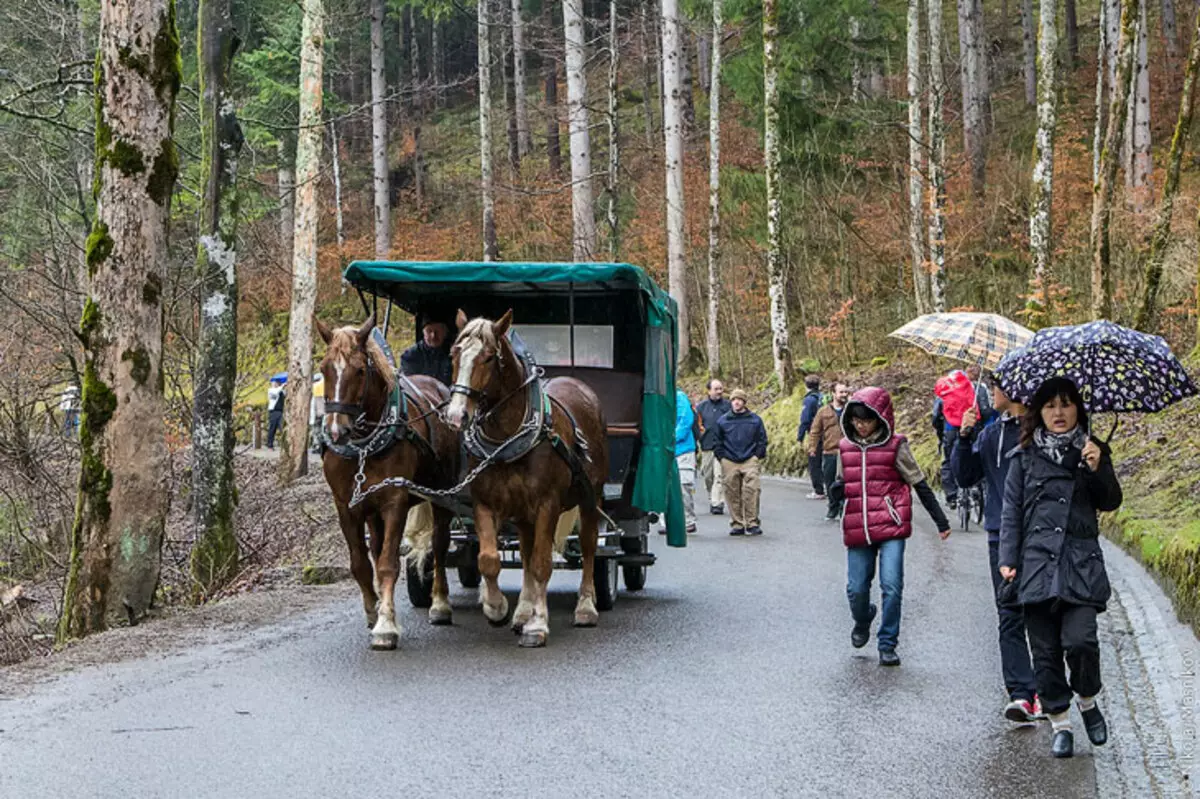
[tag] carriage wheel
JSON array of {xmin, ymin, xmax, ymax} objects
[
  {"xmin": 593, "ymin": 556, "xmax": 619, "ymax": 611},
  {"xmin": 405, "ymin": 556, "xmax": 434, "ymax": 608},
  {"xmin": 621, "ymin": 535, "xmax": 648, "ymax": 592},
  {"xmin": 456, "ymin": 561, "xmax": 482, "ymax": 589}
]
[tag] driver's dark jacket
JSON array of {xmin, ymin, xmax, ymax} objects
[
  {"xmin": 998, "ymin": 440, "xmax": 1123, "ymax": 610},
  {"xmin": 400, "ymin": 341, "xmax": 452, "ymax": 385}
]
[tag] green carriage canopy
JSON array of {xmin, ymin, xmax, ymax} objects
[{"xmin": 341, "ymin": 261, "xmax": 686, "ymax": 546}]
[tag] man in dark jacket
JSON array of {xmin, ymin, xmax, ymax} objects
[
  {"xmin": 952, "ymin": 386, "xmax": 1041, "ymax": 723},
  {"xmin": 696, "ymin": 379, "xmax": 732, "ymax": 515},
  {"xmin": 796, "ymin": 375, "xmax": 825, "ymax": 499},
  {"xmin": 714, "ymin": 389, "xmax": 768, "ymax": 536},
  {"xmin": 400, "ymin": 319, "xmax": 453, "ymax": 385},
  {"xmin": 810, "ymin": 382, "xmax": 850, "ymax": 520}
]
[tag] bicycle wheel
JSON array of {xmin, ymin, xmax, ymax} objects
[
  {"xmin": 973, "ymin": 487, "xmax": 985, "ymax": 525},
  {"xmin": 958, "ymin": 495, "xmax": 970, "ymax": 531}
]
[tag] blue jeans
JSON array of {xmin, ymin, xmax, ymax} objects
[
  {"xmin": 847, "ymin": 538, "xmax": 906, "ymax": 652},
  {"xmin": 989, "ymin": 539, "xmax": 1037, "ymax": 702}
]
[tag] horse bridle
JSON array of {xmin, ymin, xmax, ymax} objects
[{"xmin": 325, "ymin": 348, "xmax": 377, "ymax": 428}]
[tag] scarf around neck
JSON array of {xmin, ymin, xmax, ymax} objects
[{"xmin": 1034, "ymin": 426, "xmax": 1088, "ymax": 465}]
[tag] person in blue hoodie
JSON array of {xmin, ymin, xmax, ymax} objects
[
  {"xmin": 714, "ymin": 389, "xmax": 768, "ymax": 536},
  {"xmin": 951, "ymin": 382, "xmax": 1043, "ymax": 724},
  {"xmin": 675, "ymin": 389, "xmax": 699, "ymax": 533}
]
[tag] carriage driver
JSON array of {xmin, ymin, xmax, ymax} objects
[{"xmin": 400, "ymin": 313, "xmax": 454, "ymax": 386}]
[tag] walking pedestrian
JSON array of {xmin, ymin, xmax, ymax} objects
[
  {"xmin": 59, "ymin": 384, "xmax": 80, "ymax": 437},
  {"xmin": 266, "ymin": 376, "xmax": 286, "ymax": 450},
  {"xmin": 713, "ymin": 389, "xmax": 768, "ymax": 537},
  {"xmin": 952, "ymin": 385, "xmax": 1043, "ymax": 723},
  {"xmin": 998, "ymin": 377, "xmax": 1122, "ymax": 758},
  {"xmin": 796, "ymin": 375, "xmax": 825, "ymax": 499},
  {"xmin": 932, "ymin": 395, "xmax": 957, "ymax": 509},
  {"xmin": 309, "ymin": 374, "xmax": 326, "ymax": 455},
  {"xmin": 696, "ymin": 379, "xmax": 732, "ymax": 515},
  {"xmin": 809, "ymin": 382, "xmax": 851, "ymax": 520},
  {"xmin": 675, "ymin": 388, "xmax": 699, "ymax": 534},
  {"xmin": 830, "ymin": 387, "xmax": 951, "ymax": 667}
]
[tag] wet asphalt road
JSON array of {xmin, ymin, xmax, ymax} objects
[{"xmin": 1, "ymin": 479, "xmax": 1117, "ymax": 797}]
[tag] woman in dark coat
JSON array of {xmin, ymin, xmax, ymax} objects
[{"xmin": 998, "ymin": 377, "xmax": 1123, "ymax": 759}]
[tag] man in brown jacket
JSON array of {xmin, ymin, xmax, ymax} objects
[{"xmin": 808, "ymin": 382, "xmax": 851, "ymax": 520}]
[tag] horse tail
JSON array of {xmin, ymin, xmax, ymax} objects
[{"xmin": 403, "ymin": 500, "xmax": 436, "ymax": 580}]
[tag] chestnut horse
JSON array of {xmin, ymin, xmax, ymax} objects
[
  {"xmin": 446, "ymin": 309, "xmax": 609, "ymax": 647},
  {"xmin": 317, "ymin": 317, "xmax": 459, "ymax": 650}
]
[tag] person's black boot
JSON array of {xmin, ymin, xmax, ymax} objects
[
  {"xmin": 1081, "ymin": 706, "xmax": 1108, "ymax": 746},
  {"xmin": 878, "ymin": 649, "xmax": 901, "ymax": 667},
  {"xmin": 1051, "ymin": 730, "xmax": 1074, "ymax": 758},
  {"xmin": 851, "ymin": 604, "xmax": 877, "ymax": 648}
]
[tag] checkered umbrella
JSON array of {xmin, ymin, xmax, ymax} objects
[{"xmin": 888, "ymin": 313, "xmax": 1034, "ymax": 371}]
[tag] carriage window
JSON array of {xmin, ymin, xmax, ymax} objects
[
  {"xmin": 644, "ymin": 326, "xmax": 670, "ymax": 395},
  {"xmin": 512, "ymin": 324, "xmax": 614, "ymax": 369}
]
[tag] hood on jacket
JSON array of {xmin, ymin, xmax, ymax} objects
[{"xmin": 841, "ymin": 386, "xmax": 896, "ymax": 445}]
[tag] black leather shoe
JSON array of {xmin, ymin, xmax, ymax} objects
[
  {"xmin": 729, "ymin": 528, "xmax": 745, "ymax": 536},
  {"xmin": 1081, "ymin": 706, "xmax": 1108, "ymax": 746},
  {"xmin": 1051, "ymin": 730, "xmax": 1074, "ymax": 758},
  {"xmin": 852, "ymin": 604, "xmax": 877, "ymax": 649},
  {"xmin": 746, "ymin": 526, "xmax": 763, "ymax": 536},
  {"xmin": 879, "ymin": 649, "xmax": 901, "ymax": 667}
]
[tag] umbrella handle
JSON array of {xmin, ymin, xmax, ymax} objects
[{"xmin": 1105, "ymin": 414, "xmax": 1118, "ymax": 444}]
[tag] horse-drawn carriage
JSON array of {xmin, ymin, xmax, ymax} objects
[{"xmin": 325, "ymin": 260, "xmax": 687, "ymax": 648}]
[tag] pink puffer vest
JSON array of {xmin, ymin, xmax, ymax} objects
[{"xmin": 841, "ymin": 434, "xmax": 913, "ymax": 548}]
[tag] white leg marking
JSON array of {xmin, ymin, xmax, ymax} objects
[
  {"xmin": 513, "ymin": 567, "xmax": 535, "ymax": 628},
  {"xmin": 481, "ymin": 574, "xmax": 509, "ymax": 622}
]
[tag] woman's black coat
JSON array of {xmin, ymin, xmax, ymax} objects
[{"xmin": 998, "ymin": 438, "xmax": 1123, "ymax": 610}]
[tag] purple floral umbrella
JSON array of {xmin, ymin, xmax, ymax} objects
[{"xmin": 993, "ymin": 321, "xmax": 1197, "ymax": 413}]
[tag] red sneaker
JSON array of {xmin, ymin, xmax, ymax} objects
[{"xmin": 1004, "ymin": 698, "xmax": 1039, "ymax": 723}]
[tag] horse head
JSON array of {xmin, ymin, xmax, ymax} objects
[
  {"xmin": 446, "ymin": 308, "xmax": 514, "ymax": 431},
  {"xmin": 316, "ymin": 315, "xmax": 394, "ymax": 443}
]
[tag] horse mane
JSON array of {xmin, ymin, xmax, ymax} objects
[{"xmin": 327, "ymin": 326, "xmax": 396, "ymax": 390}]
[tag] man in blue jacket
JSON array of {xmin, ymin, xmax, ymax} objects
[
  {"xmin": 714, "ymin": 389, "xmax": 768, "ymax": 536},
  {"xmin": 952, "ymin": 384, "xmax": 1042, "ymax": 724},
  {"xmin": 696, "ymin": 379, "xmax": 732, "ymax": 515},
  {"xmin": 796, "ymin": 375, "xmax": 825, "ymax": 499},
  {"xmin": 675, "ymin": 389, "xmax": 699, "ymax": 533}
]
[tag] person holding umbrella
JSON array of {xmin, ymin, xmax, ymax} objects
[{"xmin": 266, "ymin": 374, "xmax": 286, "ymax": 450}]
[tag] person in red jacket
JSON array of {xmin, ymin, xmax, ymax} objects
[{"xmin": 831, "ymin": 387, "xmax": 952, "ymax": 666}]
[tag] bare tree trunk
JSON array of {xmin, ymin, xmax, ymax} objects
[
  {"xmin": 959, "ymin": 0, "xmax": 989, "ymax": 196},
  {"xmin": 697, "ymin": 32, "xmax": 711, "ymax": 95},
  {"xmin": 607, "ymin": 0, "xmax": 620, "ymax": 258},
  {"xmin": 1065, "ymin": 0, "xmax": 1079, "ymax": 65},
  {"xmin": 928, "ymin": 0, "xmax": 948, "ymax": 312},
  {"xmin": 663, "ymin": 0, "xmax": 689, "ymax": 354},
  {"xmin": 545, "ymin": 53, "xmax": 563, "ymax": 177},
  {"xmin": 60, "ymin": 0, "xmax": 178, "ymax": 638},
  {"xmin": 411, "ymin": 6, "xmax": 425, "ymax": 211},
  {"xmin": 370, "ymin": 0, "xmax": 390, "ymax": 257},
  {"xmin": 852, "ymin": 15, "xmax": 867, "ymax": 101},
  {"xmin": 764, "ymin": 0, "xmax": 794, "ymax": 391},
  {"xmin": 564, "ymin": 0, "xmax": 596, "ymax": 260},
  {"xmin": 1092, "ymin": 0, "xmax": 1137, "ymax": 319},
  {"xmin": 1135, "ymin": 8, "xmax": 1199, "ymax": 329},
  {"xmin": 1162, "ymin": 0, "xmax": 1179, "ymax": 59},
  {"xmin": 1021, "ymin": 0, "xmax": 1037, "ymax": 105},
  {"xmin": 280, "ymin": 0, "xmax": 324, "ymax": 485},
  {"xmin": 1028, "ymin": 0, "xmax": 1059, "ymax": 315},
  {"xmin": 1093, "ymin": 0, "xmax": 1109, "ymax": 184},
  {"xmin": 1122, "ymin": 0, "xmax": 1139, "ymax": 185},
  {"xmin": 192, "ymin": 0, "xmax": 242, "ymax": 596},
  {"xmin": 1106, "ymin": 0, "xmax": 1120, "ymax": 91},
  {"xmin": 908, "ymin": 0, "xmax": 930, "ymax": 313},
  {"xmin": 502, "ymin": 20, "xmax": 520, "ymax": 174},
  {"xmin": 1129, "ymin": 0, "xmax": 1153, "ymax": 212},
  {"xmin": 706, "ymin": 0, "xmax": 723, "ymax": 376},
  {"xmin": 480, "ymin": 0, "xmax": 499, "ymax": 260},
  {"xmin": 680, "ymin": 21, "xmax": 696, "ymax": 136},
  {"xmin": 277, "ymin": 141, "xmax": 294, "ymax": 270},
  {"xmin": 329, "ymin": 120, "xmax": 346, "ymax": 270},
  {"xmin": 641, "ymin": 1, "xmax": 656, "ymax": 151},
  {"xmin": 512, "ymin": 0, "xmax": 533, "ymax": 156},
  {"xmin": 432, "ymin": 18, "xmax": 444, "ymax": 108}
]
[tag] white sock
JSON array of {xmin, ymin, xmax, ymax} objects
[
  {"xmin": 1077, "ymin": 696, "xmax": 1097, "ymax": 713},
  {"xmin": 1050, "ymin": 711, "xmax": 1071, "ymax": 733}
]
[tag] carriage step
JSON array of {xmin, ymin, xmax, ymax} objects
[{"xmin": 617, "ymin": 553, "xmax": 656, "ymax": 567}]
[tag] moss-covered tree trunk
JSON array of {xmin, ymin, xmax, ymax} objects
[
  {"xmin": 191, "ymin": 0, "xmax": 242, "ymax": 597},
  {"xmin": 1028, "ymin": 0, "xmax": 1058, "ymax": 316},
  {"xmin": 1135, "ymin": 7, "xmax": 1200, "ymax": 330},
  {"xmin": 59, "ymin": 0, "xmax": 180, "ymax": 640},
  {"xmin": 927, "ymin": 0, "xmax": 948, "ymax": 313},
  {"xmin": 279, "ymin": 0, "xmax": 323, "ymax": 485},
  {"xmin": 763, "ymin": 0, "xmax": 794, "ymax": 392},
  {"xmin": 1090, "ymin": 0, "xmax": 1137, "ymax": 321}
]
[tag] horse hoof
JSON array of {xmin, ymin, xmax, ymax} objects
[
  {"xmin": 511, "ymin": 620, "xmax": 525, "ymax": 635},
  {"xmin": 429, "ymin": 608, "xmax": 453, "ymax": 626},
  {"xmin": 573, "ymin": 611, "xmax": 599, "ymax": 628},
  {"xmin": 370, "ymin": 632, "xmax": 399, "ymax": 651},
  {"xmin": 487, "ymin": 611, "xmax": 510, "ymax": 628},
  {"xmin": 519, "ymin": 630, "xmax": 547, "ymax": 648}
]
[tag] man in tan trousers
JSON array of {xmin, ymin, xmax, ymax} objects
[{"xmin": 713, "ymin": 389, "xmax": 769, "ymax": 536}]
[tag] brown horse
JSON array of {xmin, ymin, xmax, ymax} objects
[
  {"xmin": 445, "ymin": 309, "xmax": 609, "ymax": 647},
  {"xmin": 317, "ymin": 316, "xmax": 459, "ymax": 650}
]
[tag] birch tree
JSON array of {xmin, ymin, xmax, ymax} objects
[
  {"xmin": 1091, "ymin": 0, "xmax": 1137, "ymax": 320},
  {"xmin": 480, "ymin": 0, "xmax": 499, "ymax": 260},
  {"xmin": 191, "ymin": 0, "xmax": 243, "ymax": 594},
  {"xmin": 607, "ymin": 0, "xmax": 620, "ymax": 257},
  {"xmin": 411, "ymin": 6, "xmax": 425, "ymax": 209},
  {"xmin": 564, "ymin": 0, "xmax": 596, "ymax": 260},
  {"xmin": 908, "ymin": 0, "xmax": 929, "ymax": 313},
  {"xmin": 1021, "ymin": 0, "xmax": 1036, "ymax": 106},
  {"xmin": 1027, "ymin": 0, "xmax": 1058, "ymax": 313},
  {"xmin": 1135, "ymin": 8, "xmax": 1200, "ymax": 329},
  {"xmin": 663, "ymin": 0, "xmax": 690, "ymax": 355},
  {"xmin": 1092, "ymin": 0, "xmax": 1108, "ymax": 183},
  {"xmin": 1128, "ymin": 0, "xmax": 1152, "ymax": 212},
  {"xmin": 763, "ymin": 0, "xmax": 794, "ymax": 390},
  {"xmin": 928, "ymin": 0, "xmax": 948, "ymax": 312},
  {"xmin": 280, "ymin": 0, "xmax": 324, "ymax": 484},
  {"xmin": 502, "ymin": 21, "xmax": 520, "ymax": 172},
  {"xmin": 706, "ymin": 0, "xmax": 723, "ymax": 374},
  {"xmin": 512, "ymin": 0, "xmax": 533, "ymax": 156},
  {"xmin": 60, "ymin": 0, "xmax": 179, "ymax": 638},
  {"xmin": 370, "ymin": 0, "xmax": 390, "ymax": 257}
]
